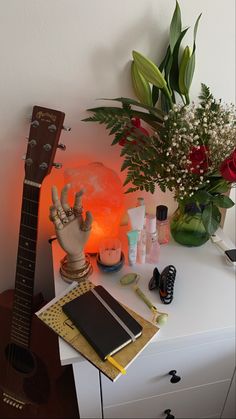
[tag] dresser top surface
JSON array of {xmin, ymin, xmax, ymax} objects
[{"xmin": 51, "ymin": 228, "xmax": 235, "ymax": 365}]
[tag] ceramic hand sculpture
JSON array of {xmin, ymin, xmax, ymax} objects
[{"xmin": 49, "ymin": 184, "xmax": 93, "ymax": 283}]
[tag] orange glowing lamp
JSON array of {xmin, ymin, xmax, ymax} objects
[{"xmin": 64, "ymin": 162, "xmax": 125, "ymax": 253}]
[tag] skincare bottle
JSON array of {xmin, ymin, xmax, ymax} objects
[
  {"xmin": 156, "ymin": 205, "xmax": 170, "ymax": 244},
  {"xmin": 135, "ymin": 200, "xmax": 146, "ymax": 263},
  {"xmin": 137, "ymin": 228, "xmax": 146, "ymax": 264},
  {"xmin": 127, "ymin": 205, "xmax": 146, "ymax": 264},
  {"xmin": 145, "ymin": 214, "xmax": 160, "ymax": 264},
  {"xmin": 127, "ymin": 230, "xmax": 139, "ymax": 266}
]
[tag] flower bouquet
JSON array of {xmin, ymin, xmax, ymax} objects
[{"xmin": 83, "ymin": 2, "xmax": 236, "ymax": 246}]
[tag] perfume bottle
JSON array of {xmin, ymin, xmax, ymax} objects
[
  {"xmin": 145, "ymin": 214, "xmax": 160, "ymax": 263},
  {"xmin": 156, "ymin": 205, "xmax": 170, "ymax": 244},
  {"xmin": 136, "ymin": 197, "xmax": 147, "ymax": 263}
]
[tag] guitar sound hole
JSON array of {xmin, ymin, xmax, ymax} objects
[{"xmin": 5, "ymin": 343, "xmax": 35, "ymax": 374}]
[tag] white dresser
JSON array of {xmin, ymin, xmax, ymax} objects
[{"xmin": 51, "ymin": 228, "xmax": 235, "ymax": 419}]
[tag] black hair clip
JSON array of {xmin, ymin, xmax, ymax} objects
[{"xmin": 148, "ymin": 265, "xmax": 176, "ymax": 304}]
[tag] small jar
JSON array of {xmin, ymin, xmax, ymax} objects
[
  {"xmin": 156, "ymin": 205, "xmax": 170, "ymax": 244},
  {"xmin": 99, "ymin": 238, "xmax": 121, "ymax": 266}
]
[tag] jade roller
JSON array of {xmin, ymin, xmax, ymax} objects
[{"xmin": 120, "ymin": 273, "xmax": 168, "ymax": 326}]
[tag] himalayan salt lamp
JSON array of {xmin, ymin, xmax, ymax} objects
[{"xmin": 64, "ymin": 162, "xmax": 124, "ymax": 253}]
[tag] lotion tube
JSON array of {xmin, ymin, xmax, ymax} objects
[
  {"xmin": 127, "ymin": 230, "xmax": 139, "ymax": 265},
  {"xmin": 127, "ymin": 206, "xmax": 146, "ymax": 264},
  {"xmin": 127, "ymin": 206, "xmax": 145, "ymax": 231}
]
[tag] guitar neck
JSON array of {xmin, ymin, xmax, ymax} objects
[{"xmin": 11, "ymin": 181, "xmax": 41, "ymax": 348}]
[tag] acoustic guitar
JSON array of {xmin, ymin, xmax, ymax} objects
[{"xmin": 0, "ymin": 106, "xmax": 79, "ymax": 418}]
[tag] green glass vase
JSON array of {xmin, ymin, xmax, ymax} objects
[{"xmin": 170, "ymin": 202, "xmax": 219, "ymax": 247}]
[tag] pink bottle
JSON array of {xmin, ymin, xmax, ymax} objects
[
  {"xmin": 145, "ymin": 214, "xmax": 160, "ymax": 263},
  {"xmin": 156, "ymin": 205, "xmax": 170, "ymax": 244}
]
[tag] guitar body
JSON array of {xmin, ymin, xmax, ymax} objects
[{"xmin": 0, "ymin": 290, "xmax": 79, "ymax": 418}]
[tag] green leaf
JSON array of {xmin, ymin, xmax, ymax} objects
[
  {"xmin": 184, "ymin": 13, "xmax": 201, "ymax": 92},
  {"xmin": 193, "ymin": 13, "xmax": 202, "ymax": 49},
  {"xmin": 160, "ymin": 91, "xmax": 172, "ymax": 113},
  {"xmin": 212, "ymin": 205, "xmax": 222, "ymax": 224},
  {"xmin": 109, "ymin": 122, "xmax": 122, "ymax": 135},
  {"xmin": 184, "ymin": 51, "xmax": 195, "ymax": 93},
  {"xmin": 202, "ymin": 204, "xmax": 220, "ymax": 235},
  {"xmin": 169, "ymin": 1, "xmax": 182, "ymax": 53},
  {"xmin": 125, "ymin": 187, "xmax": 139, "ymax": 194},
  {"xmin": 132, "ymin": 50, "xmax": 167, "ymax": 89},
  {"xmin": 111, "ymin": 131, "xmax": 126, "ymax": 145},
  {"xmin": 206, "ymin": 179, "xmax": 230, "ymax": 193},
  {"xmin": 212, "ymin": 195, "xmax": 235, "ymax": 208},
  {"xmin": 152, "ymin": 46, "xmax": 171, "ymax": 106},
  {"xmin": 193, "ymin": 190, "xmax": 211, "ymax": 204},
  {"xmin": 131, "ymin": 61, "xmax": 153, "ymax": 106},
  {"xmin": 99, "ymin": 97, "xmax": 164, "ymax": 119},
  {"xmin": 169, "ymin": 27, "xmax": 189, "ymax": 94},
  {"xmin": 123, "ymin": 175, "xmax": 132, "ymax": 186}
]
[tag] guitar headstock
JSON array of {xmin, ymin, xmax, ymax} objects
[{"xmin": 24, "ymin": 106, "xmax": 66, "ymax": 184}]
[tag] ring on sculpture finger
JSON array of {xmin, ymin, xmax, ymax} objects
[
  {"xmin": 62, "ymin": 218, "xmax": 69, "ymax": 224},
  {"xmin": 80, "ymin": 222, "xmax": 92, "ymax": 232},
  {"xmin": 65, "ymin": 207, "xmax": 74, "ymax": 217},
  {"xmin": 57, "ymin": 208, "xmax": 66, "ymax": 218},
  {"xmin": 49, "ymin": 214, "xmax": 59, "ymax": 222},
  {"xmin": 74, "ymin": 206, "xmax": 83, "ymax": 217}
]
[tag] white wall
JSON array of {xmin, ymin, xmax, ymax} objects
[{"xmin": 0, "ymin": 0, "xmax": 235, "ymax": 298}]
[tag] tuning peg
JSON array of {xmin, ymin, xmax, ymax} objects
[
  {"xmin": 48, "ymin": 124, "xmax": 57, "ymax": 133},
  {"xmin": 25, "ymin": 158, "xmax": 33, "ymax": 166},
  {"xmin": 62, "ymin": 126, "xmax": 71, "ymax": 132},
  {"xmin": 29, "ymin": 139, "xmax": 37, "ymax": 148},
  {"xmin": 53, "ymin": 162, "xmax": 63, "ymax": 169},
  {"xmin": 31, "ymin": 120, "xmax": 39, "ymax": 128},
  {"xmin": 57, "ymin": 143, "xmax": 66, "ymax": 151}
]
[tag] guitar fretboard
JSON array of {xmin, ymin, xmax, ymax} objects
[{"xmin": 11, "ymin": 182, "xmax": 41, "ymax": 348}]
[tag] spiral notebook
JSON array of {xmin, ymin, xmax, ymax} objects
[{"xmin": 62, "ymin": 285, "xmax": 143, "ymax": 361}]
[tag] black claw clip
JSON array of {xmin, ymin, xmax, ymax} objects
[{"xmin": 148, "ymin": 265, "xmax": 176, "ymax": 304}]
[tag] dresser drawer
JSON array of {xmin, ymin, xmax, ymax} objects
[
  {"xmin": 102, "ymin": 338, "xmax": 235, "ymax": 406},
  {"xmin": 104, "ymin": 379, "xmax": 230, "ymax": 418}
]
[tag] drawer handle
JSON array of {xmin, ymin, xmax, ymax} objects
[
  {"xmin": 164, "ymin": 409, "xmax": 175, "ymax": 419},
  {"xmin": 169, "ymin": 370, "xmax": 181, "ymax": 383}
]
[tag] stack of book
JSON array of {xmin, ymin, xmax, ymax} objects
[{"xmin": 36, "ymin": 280, "xmax": 159, "ymax": 381}]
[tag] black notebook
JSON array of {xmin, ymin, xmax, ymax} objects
[{"xmin": 62, "ymin": 285, "xmax": 143, "ymax": 361}]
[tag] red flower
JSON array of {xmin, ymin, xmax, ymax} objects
[
  {"xmin": 220, "ymin": 149, "xmax": 236, "ymax": 182},
  {"xmin": 119, "ymin": 118, "xmax": 149, "ymax": 146},
  {"xmin": 188, "ymin": 145, "xmax": 209, "ymax": 174}
]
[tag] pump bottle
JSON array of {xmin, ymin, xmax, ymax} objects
[{"xmin": 156, "ymin": 205, "xmax": 170, "ymax": 244}]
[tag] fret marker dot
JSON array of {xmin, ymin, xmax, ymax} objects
[{"xmin": 25, "ymin": 242, "xmax": 29, "ymax": 246}]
